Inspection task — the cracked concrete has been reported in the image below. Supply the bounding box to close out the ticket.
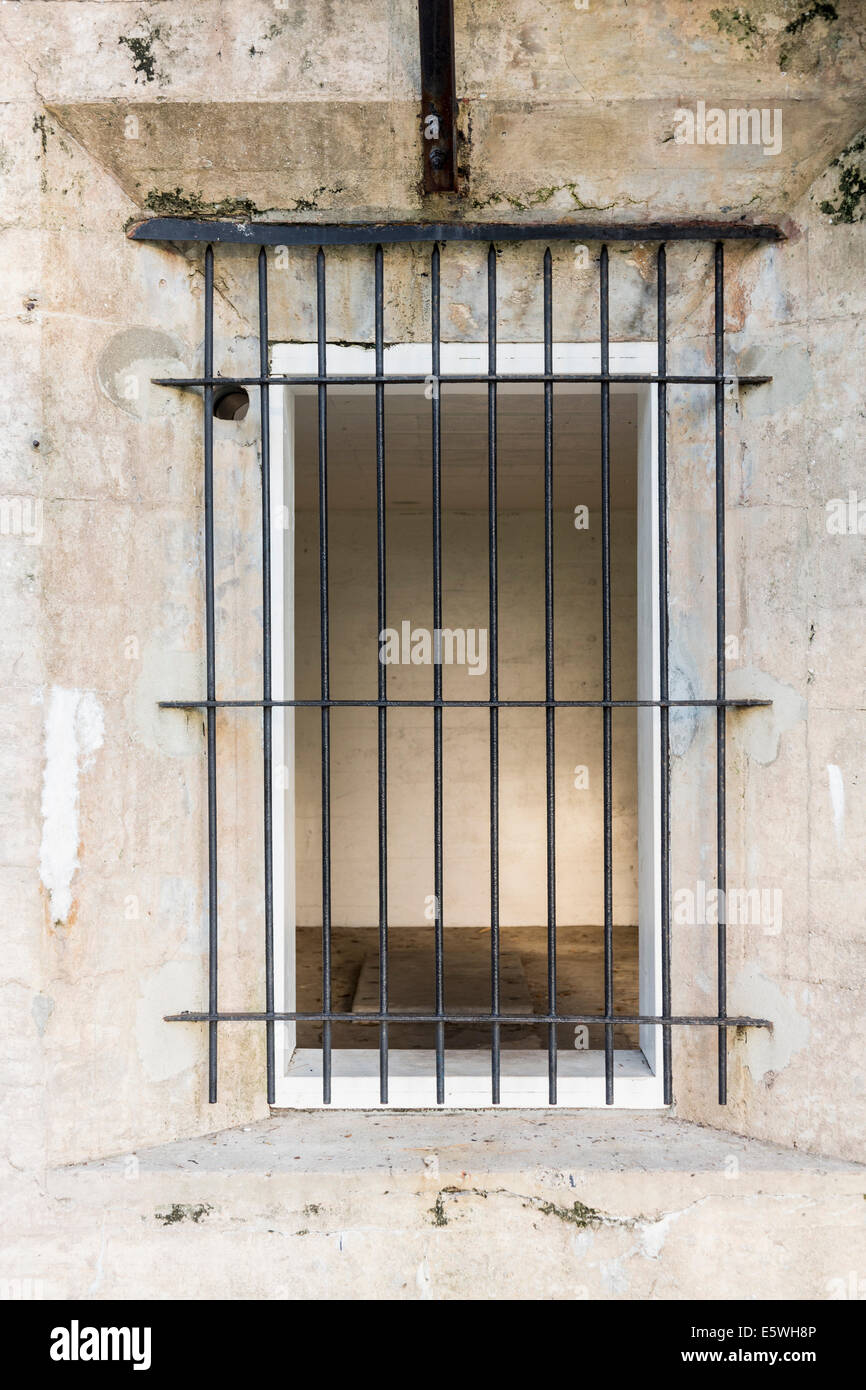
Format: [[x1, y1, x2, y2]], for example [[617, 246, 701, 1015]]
[[5, 1113, 863, 1299]]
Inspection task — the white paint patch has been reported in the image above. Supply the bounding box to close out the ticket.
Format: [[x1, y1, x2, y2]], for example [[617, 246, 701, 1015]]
[[599, 1256, 629, 1294], [132, 639, 202, 757], [731, 964, 810, 1083], [39, 687, 104, 925], [571, 1229, 595, 1257], [135, 960, 201, 1082], [31, 994, 54, 1036], [725, 667, 806, 765], [416, 1258, 433, 1299], [638, 1198, 708, 1260], [827, 764, 845, 846], [422, 1152, 440, 1180], [87, 1216, 107, 1296]]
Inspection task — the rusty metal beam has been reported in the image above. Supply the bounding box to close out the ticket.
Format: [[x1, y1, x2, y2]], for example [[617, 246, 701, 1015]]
[[128, 219, 786, 244], [418, 0, 457, 194]]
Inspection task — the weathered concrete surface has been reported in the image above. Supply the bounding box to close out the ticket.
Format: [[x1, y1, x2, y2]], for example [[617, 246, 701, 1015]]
[[6, 0, 865, 222], [3, 1113, 864, 1300], [1, 0, 866, 1191]]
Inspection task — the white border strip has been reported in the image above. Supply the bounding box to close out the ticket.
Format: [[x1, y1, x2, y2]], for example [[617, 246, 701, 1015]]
[[269, 341, 666, 1109]]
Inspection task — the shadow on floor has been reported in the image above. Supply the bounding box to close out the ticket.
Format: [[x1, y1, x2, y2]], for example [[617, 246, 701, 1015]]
[[296, 925, 639, 1050]]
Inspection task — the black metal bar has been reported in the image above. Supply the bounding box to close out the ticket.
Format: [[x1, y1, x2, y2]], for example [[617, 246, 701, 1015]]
[[162, 697, 773, 710], [167, 1010, 773, 1027], [657, 244, 673, 1106], [375, 244, 389, 1104], [487, 243, 500, 1104], [417, 0, 457, 193], [715, 241, 727, 1105], [317, 247, 333, 1104], [131, 219, 786, 246], [258, 247, 275, 1105], [600, 244, 614, 1106], [543, 247, 557, 1105], [203, 245, 218, 1104], [155, 373, 773, 388], [432, 243, 445, 1103]]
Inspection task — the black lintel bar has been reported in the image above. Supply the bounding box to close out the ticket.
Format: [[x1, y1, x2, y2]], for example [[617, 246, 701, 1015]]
[[128, 219, 785, 246], [418, 0, 457, 194], [165, 1010, 772, 1027]]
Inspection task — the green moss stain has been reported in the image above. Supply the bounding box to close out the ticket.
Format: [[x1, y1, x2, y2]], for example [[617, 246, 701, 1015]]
[[710, 8, 762, 50], [290, 184, 346, 212], [429, 1186, 625, 1229], [144, 188, 263, 220], [118, 26, 164, 84], [32, 113, 50, 156], [820, 164, 866, 223], [470, 183, 618, 214], [32, 113, 52, 192], [535, 1198, 606, 1228], [820, 134, 866, 223], [784, 3, 838, 38], [429, 1191, 453, 1226], [779, 3, 839, 69], [142, 184, 345, 220], [708, 2, 840, 68], [262, 15, 293, 43], [155, 1202, 212, 1225]]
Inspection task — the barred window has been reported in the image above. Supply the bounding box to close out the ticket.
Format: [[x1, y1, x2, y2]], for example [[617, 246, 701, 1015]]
[[136, 219, 779, 1109]]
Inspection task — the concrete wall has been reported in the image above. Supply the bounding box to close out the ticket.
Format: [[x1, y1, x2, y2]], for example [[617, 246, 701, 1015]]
[[668, 202, 866, 1161], [1, 0, 865, 1186]]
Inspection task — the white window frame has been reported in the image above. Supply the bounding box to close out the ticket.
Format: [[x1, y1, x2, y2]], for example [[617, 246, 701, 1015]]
[[269, 340, 664, 1108]]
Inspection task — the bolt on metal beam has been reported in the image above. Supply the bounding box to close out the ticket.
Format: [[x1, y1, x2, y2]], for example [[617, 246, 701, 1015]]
[[418, 0, 458, 193]]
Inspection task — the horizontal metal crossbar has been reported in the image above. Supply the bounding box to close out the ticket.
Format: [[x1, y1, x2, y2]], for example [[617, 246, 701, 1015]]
[[155, 374, 771, 388], [129, 218, 785, 246], [160, 698, 772, 709], [165, 1011, 772, 1027]]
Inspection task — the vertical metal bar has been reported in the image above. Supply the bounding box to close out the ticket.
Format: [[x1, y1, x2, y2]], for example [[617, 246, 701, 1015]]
[[543, 247, 557, 1104], [714, 241, 727, 1105], [431, 243, 445, 1103], [657, 244, 673, 1106], [417, 0, 458, 193], [258, 247, 275, 1105], [375, 244, 389, 1104], [600, 244, 614, 1105], [203, 245, 219, 1104], [317, 247, 333, 1104], [487, 243, 500, 1104]]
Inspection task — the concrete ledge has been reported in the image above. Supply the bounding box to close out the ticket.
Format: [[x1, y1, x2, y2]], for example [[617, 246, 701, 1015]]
[[6, 1113, 865, 1300]]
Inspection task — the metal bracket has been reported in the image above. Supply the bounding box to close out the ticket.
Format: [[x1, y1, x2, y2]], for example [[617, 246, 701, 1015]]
[[418, 0, 457, 194]]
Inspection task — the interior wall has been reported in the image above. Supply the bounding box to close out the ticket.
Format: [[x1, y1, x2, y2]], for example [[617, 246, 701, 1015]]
[[293, 391, 639, 929]]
